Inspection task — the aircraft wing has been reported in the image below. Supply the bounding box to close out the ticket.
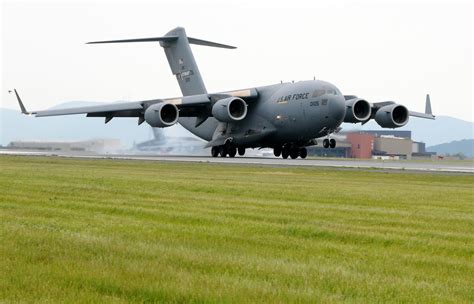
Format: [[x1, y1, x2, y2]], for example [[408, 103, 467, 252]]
[[26, 101, 144, 117], [218, 88, 258, 99], [13, 88, 259, 124], [407, 94, 435, 119], [371, 94, 435, 120]]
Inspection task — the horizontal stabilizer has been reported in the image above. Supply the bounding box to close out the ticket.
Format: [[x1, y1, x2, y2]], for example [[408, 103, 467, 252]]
[[87, 36, 236, 49], [87, 36, 179, 44], [188, 37, 236, 49]]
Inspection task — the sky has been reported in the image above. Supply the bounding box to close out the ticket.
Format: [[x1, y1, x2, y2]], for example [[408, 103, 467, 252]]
[[1, 0, 473, 122]]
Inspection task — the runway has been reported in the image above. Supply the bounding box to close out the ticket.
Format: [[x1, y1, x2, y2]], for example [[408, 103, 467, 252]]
[[103, 155, 474, 173], [1, 150, 473, 173]]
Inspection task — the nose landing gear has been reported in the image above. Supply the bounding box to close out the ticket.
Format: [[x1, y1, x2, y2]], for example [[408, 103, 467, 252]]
[[323, 138, 336, 149]]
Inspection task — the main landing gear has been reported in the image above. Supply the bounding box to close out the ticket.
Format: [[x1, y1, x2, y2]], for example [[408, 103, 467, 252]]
[[274, 146, 307, 159], [323, 138, 336, 149], [211, 144, 245, 158]]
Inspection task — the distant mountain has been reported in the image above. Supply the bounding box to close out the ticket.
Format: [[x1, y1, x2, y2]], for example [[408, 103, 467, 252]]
[[1, 101, 473, 148], [427, 139, 474, 157], [343, 115, 473, 146]]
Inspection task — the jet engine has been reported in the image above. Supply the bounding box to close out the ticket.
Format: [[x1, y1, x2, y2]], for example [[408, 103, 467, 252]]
[[212, 97, 247, 122], [374, 104, 409, 128], [144, 103, 179, 127], [344, 98, 372, 123]]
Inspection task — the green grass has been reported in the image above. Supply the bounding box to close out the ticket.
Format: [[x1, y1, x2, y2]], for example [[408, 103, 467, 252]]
[[0, 155, 473, 303]]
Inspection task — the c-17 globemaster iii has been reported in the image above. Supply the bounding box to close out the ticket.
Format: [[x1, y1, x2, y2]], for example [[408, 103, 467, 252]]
[[13, 27, 435, 159]]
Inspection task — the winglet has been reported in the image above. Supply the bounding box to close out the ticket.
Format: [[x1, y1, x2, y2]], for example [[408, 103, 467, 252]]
[[409, 94, 435, 120], [425, 94, 432, 115], [13, 89, 32, 115]]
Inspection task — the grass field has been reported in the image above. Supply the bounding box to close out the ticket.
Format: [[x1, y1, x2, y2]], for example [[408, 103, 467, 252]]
[[0, 156, 473, 303]]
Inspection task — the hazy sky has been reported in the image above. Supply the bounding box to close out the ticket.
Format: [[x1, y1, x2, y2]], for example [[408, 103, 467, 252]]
[[2, 0, 473, 121]]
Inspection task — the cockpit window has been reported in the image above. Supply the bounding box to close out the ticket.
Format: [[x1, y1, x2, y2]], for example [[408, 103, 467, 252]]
[[312, 89, 325, 98], [313, 87, 340, 97]]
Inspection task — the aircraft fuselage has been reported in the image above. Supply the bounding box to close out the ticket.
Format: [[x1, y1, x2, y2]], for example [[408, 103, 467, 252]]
[[178, 80, 346, 149]]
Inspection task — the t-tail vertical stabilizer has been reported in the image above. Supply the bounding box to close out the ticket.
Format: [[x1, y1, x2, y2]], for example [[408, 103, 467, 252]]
[[160, 27, 208, 96], [87, 27, 236, 97]]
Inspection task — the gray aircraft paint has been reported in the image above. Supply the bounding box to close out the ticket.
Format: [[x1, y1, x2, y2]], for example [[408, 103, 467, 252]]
[[158, 29, 345, 146], [201, 81, 346, 148], [13, 27, 434, 156], [161, 27, 207, 96], [160, 27, 219, 141]]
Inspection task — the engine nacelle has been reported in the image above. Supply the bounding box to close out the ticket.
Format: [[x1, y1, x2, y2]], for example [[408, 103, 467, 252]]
[[212, 97, 247, 123], [344, 98, 372, 123], [144, 103, 179, 128], [375, 104, 409, 128]]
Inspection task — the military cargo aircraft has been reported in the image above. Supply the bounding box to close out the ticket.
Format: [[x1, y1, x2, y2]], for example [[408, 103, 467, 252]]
[[14, 27, 434, 159], [135, 127, 207, 155]]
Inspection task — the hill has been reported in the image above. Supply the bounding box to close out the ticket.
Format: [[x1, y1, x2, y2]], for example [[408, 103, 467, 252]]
[[343, 115, 473, 146], [427, 139, 474, 157]]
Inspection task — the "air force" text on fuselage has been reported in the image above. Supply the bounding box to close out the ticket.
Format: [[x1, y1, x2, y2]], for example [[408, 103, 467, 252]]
[[276, 92, 310, 103]]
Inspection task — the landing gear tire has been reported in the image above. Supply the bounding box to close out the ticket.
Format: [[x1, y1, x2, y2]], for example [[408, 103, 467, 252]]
[[290, 148, 299, 159], [329, 139, 336, 149], [282, 147, 290, 159], [323, 139, 330, 149], [219, 146, 227, 157], [273, 147, 282, 157], [299, 148, 307, 159], [228, 146, 237, 158], [238, 147, 246, 156], [211, 146, 219, 157]]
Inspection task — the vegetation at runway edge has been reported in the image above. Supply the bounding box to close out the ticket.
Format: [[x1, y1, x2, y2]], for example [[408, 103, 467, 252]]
[[0, 155, 473, 303]]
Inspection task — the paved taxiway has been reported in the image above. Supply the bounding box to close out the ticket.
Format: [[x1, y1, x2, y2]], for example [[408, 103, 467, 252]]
[[1, 150, 472, 173]]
